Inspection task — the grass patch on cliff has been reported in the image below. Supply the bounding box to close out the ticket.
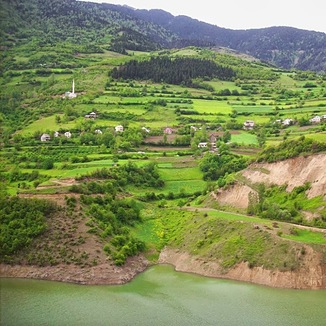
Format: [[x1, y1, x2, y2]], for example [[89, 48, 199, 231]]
[[283, 229, 326, 244], [142, 207, 302, 272]]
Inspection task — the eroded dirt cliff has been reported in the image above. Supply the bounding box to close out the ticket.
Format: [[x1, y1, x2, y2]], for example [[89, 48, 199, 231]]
[[214, 153, 326, 210], [159, 247, 326, 289]]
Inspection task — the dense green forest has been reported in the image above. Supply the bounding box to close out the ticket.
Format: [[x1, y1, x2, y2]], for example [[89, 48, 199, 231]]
[[111, 57, 235, 84]]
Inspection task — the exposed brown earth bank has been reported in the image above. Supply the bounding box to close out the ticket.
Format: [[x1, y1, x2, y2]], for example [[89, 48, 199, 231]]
[[2, 247, 326, 289], [2, 240, 326, 289], [158, 247, 326, 289], [0, 255, 148, 285]]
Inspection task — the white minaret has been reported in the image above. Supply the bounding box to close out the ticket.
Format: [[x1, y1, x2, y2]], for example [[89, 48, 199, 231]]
[[65, 79, 77, 98]]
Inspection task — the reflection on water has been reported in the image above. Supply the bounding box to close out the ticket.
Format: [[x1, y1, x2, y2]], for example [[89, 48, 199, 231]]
[[1, 264, 326, 326]]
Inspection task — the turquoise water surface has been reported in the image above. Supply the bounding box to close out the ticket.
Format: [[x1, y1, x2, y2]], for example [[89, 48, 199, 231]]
[[1, 264, 326, 326]]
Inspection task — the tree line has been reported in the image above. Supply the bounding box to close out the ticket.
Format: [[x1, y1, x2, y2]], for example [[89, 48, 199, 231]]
[[110, 57, 235, 85], [256, 136, 326, 163]]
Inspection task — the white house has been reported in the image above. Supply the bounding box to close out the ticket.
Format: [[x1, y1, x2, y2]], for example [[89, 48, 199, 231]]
[[310, 116, 321, 124], [40, 133, 51, 142], [282, 118, 293, 126], [115, 125, 124, 132], [85, 112, 97, 119], [198, 142, 208, 148], [64, 79, 77, 99], [64, 131, 72, 138], [54, 131, 60, 137], [95, 129, 102, 134], [243, 120, 255, 130]]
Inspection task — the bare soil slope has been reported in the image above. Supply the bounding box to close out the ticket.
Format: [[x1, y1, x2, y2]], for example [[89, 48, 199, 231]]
[[215, 153, 326, 209]]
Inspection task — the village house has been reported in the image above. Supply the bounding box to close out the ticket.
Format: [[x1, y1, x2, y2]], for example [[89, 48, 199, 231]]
[[64, 131, 72, 138], [282, 118, 293, 126], [54, 131, 60, 137], [243, 120, 255, 130], [115, 125, 124, 132], [209, 133, 218, 143], [164, 127, 173, 134], [85, 112, 97, 119], [310, 116, 321, 124], [209, 133, 218, 149], [95, 129, 102, 134], [40, 133, 51, 142], [198, 142, 208, 148]]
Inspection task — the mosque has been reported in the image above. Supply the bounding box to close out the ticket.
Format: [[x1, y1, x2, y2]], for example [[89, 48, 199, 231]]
[[64, 79, 77, 99]]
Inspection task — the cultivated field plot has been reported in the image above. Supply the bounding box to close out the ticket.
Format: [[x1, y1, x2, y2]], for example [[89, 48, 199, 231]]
[[191, 99, 232, 114]]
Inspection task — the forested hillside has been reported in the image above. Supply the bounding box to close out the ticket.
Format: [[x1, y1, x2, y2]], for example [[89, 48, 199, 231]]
[[1, 0, 326, 71], [111, 57, 235, 84], [134, 9, 326, 72]]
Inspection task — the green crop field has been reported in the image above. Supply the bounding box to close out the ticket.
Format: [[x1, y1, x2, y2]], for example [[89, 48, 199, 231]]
[[159, 166, 202, 181], [163, 180, 206, 194], [232, 105, 275, 113], [19, 115, 76, 135], [231, 132, 258, 145], [192, 99, 232, 114]]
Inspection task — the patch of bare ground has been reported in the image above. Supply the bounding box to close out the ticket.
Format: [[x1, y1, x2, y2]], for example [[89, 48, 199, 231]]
[[159, 247, 326, 289], [18, 193, 77, 206], [213, 184, 252, 209], [143, 134, 177, 144], [48, 178, 78, 187], [139, 145, 190, 151]]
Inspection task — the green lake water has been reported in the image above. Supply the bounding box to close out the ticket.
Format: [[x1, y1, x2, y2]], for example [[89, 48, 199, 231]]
[[1, 264, 326, 326]]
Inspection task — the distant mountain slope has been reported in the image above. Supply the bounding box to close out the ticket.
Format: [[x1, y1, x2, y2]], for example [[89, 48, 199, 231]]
[[1, 0, 325, 72], [134, 9, 326, 72], [0, 0, 178, 52]]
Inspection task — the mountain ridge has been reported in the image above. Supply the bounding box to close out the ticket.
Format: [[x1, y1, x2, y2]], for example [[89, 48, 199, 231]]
[[0, 0, 325, 72], [132, 8, 326, 72]]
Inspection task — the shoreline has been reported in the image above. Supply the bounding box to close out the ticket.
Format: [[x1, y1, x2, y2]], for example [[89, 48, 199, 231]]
[[158, 247, 326, 290], [1, 248, 326, 289], [0, 255, 148, 285]]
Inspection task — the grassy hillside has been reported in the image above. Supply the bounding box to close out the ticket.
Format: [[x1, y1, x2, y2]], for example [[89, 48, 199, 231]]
[[0, 2, 325, 276]]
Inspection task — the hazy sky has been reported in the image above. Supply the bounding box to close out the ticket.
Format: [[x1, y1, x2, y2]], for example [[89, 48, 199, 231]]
[[86, 0, 326, 33]]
